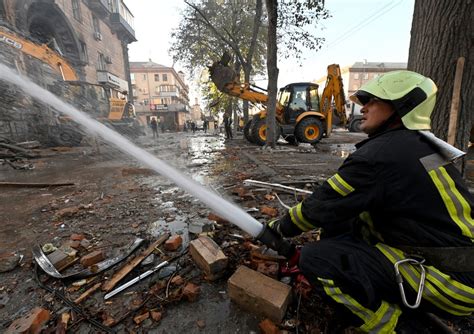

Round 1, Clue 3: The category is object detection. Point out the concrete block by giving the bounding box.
[228,266,292,323]
[189,236,228,280]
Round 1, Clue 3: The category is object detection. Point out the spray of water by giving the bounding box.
[0,64,264,238]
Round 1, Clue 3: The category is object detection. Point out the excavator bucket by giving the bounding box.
[208,53,239,92]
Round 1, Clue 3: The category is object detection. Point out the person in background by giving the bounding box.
[150,117,158,139]
[223,113,233,140]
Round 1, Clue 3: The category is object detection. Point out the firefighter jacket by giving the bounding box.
[278,127,473,248]
[277,127,474,316]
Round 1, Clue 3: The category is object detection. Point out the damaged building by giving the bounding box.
[0,0,138,146]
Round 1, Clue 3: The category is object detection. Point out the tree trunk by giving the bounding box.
[407,0,473,151]
[242,0,263,123]
[265,0,278,148]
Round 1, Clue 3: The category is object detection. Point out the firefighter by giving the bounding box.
[268,70,474,332]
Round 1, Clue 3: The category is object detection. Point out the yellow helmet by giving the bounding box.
[349,70,437,130]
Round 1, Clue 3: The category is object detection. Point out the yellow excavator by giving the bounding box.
[209,53,347,145]
[0,26,144,142]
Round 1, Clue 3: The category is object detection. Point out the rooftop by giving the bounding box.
[351,61,407,69]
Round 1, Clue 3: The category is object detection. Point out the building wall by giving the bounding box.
[131,61,190,131]
[53,0,126,83]
[0,0,136,144]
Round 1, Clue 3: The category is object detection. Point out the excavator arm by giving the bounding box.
[320,64,347,136]
[209,59,268,105]
[0,27,78,81]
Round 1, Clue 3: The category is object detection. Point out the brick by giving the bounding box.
[259,318,281,334]
[256,261,279,279]
[182,282,200,302]
[260,205,278,218]
[70,233,85,241]
[80,250,105,267]
[189,236,228,280]
[133,311,149,325]
[6,307,50,334]
[171,275,184,286]
[207,213,229,224]
[164,235,182,251]
[54,207,80,220]
[228,266,292,323]
[150,311,162,322]
[67,240,81,249]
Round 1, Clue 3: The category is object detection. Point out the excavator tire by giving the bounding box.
[250,118,267,146]
[251,118,281,146]
[243,119,255,144]
[295,117,324,144]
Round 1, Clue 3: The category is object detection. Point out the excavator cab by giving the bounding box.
[278,83,320,124]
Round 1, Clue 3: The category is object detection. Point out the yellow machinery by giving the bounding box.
[209,54,347,145]
[0,26,78,81]
[1,26,143,140]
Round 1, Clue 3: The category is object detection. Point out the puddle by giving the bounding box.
[329,143,356,158]
[148,215,190,248]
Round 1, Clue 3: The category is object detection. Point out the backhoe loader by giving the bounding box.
[0,26,144,143]
[209,54,347,145]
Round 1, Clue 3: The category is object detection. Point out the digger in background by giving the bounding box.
[209,52,347,146]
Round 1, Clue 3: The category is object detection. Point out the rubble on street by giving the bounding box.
[1,131,473,333]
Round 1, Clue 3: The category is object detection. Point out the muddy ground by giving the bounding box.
[1,129,473,333]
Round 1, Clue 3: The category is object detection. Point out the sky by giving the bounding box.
[126,0,415,102]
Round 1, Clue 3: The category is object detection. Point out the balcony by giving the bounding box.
[110,0,136,43]
[158,91,178,98]
[87,0,110,17]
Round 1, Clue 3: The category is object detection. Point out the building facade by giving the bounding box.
[191,98,203,121]
[131,60,190,131]
[347,61,407,95]
[0,0,137,144]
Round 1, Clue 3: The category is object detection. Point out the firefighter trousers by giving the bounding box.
[298,233,474,332]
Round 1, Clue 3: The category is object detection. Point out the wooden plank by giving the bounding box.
[102,233,169,292]
[74,282,101,304]
[0,182,74,188]
[447,57,465,146]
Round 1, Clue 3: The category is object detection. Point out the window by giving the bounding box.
[79,41,88,62]
[143,74,146,80]
[363,73,369,80]
[97,52,107,71]
[92,15,100,33]
[154,74,159,81]
[162,74,168,81]
[72,0,82,21]
[155,86,160,93]
[354,73,359,80]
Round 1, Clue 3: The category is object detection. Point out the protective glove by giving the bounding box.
[257,219,294,259]
[267,219,284,237]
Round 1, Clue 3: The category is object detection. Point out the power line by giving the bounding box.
[326,1,397,47]
[323,0,405,52]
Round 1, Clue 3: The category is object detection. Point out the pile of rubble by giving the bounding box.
[0,137,39,170]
